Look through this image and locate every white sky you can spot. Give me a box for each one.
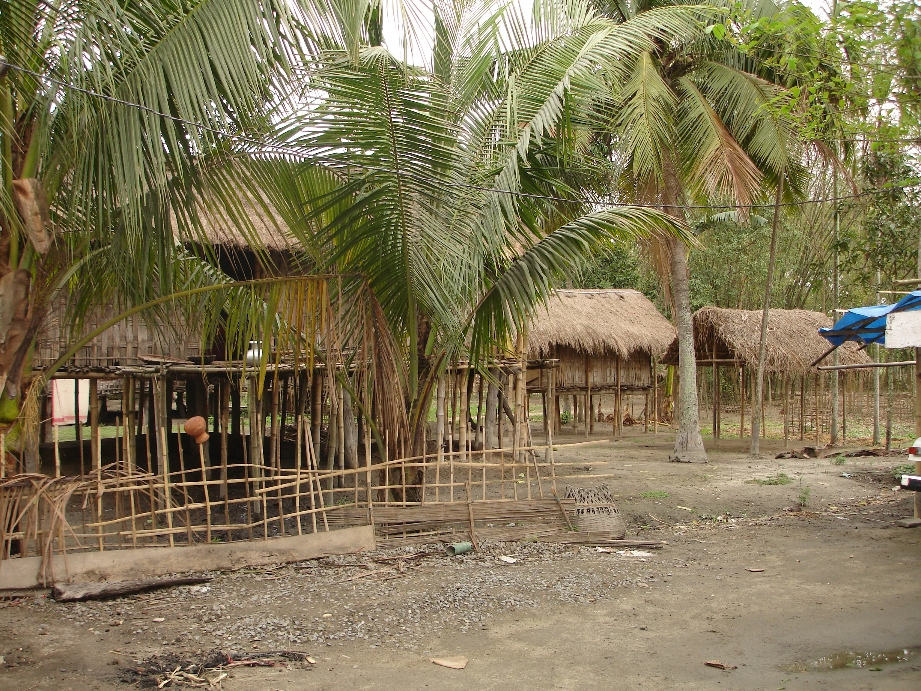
[381,0,840,67]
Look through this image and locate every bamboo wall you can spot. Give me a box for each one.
[34,296,203,369]
[542,346,652,391]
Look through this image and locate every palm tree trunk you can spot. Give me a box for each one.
[750,177,784,455]
[662,160,706,462]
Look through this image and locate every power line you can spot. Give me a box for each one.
[2,57,919,213]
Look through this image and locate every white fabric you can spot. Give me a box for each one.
[51,379,90,426]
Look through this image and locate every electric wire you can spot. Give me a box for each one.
[1,57,919,213]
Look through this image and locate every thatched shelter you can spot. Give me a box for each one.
[526,289,675,435]
[661,307,873,441]
[661,307,871,374]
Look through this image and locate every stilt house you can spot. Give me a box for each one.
[661,306,873,440]
[526,289,676,434]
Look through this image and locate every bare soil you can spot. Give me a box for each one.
[2,430,920,691]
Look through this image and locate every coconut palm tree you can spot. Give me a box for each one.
[582,0,796,461]
[0,0,298,435]
[230,0,705,458]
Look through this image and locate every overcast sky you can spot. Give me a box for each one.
[382,0,839,66]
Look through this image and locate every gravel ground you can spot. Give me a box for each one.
[1,433,919,690]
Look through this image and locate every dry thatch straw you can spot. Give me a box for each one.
[175,192,294,252]
[661,306,872,375]
[528,289,675,358]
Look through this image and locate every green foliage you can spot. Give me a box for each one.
[640,491,670,499]
[748,473,793,486]
[831,455,847,466]
[893,463,915,480]
[798,486,811,508]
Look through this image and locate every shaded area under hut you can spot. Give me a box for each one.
[526,289,676,436]
[661,307,872,443]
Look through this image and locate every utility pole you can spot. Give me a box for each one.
[829,0,841,447]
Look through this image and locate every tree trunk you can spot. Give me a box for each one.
[343,387,358,470]
[750,177,784,455]
[662,160,706,462]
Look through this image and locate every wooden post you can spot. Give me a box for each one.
[644,389,649,433]
[74,378,85,475]
[148,378,158,472]
[815,373,821,445]
[220,378,230,522]
[450,371,459,453]
[125,376,136,471]
[546,366,556,494]
[652,357,658,434]
[475,374,485,449]
[783,375,790,446]
[311,372,323,466]
[799,375,805,441]
[615,354,622,437]
[739,367,745,439]
[53,423,61,478]
[841,372,847,444]
[436,376,445,502]
[459,371,469,481]
[270,375,281,473]
[584,353,590,438]
[156,376,174,547]
[89,379,100,472]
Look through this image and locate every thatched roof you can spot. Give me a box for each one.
[175,195,295,252]
[528,289,676,358]
[661,306,872,374]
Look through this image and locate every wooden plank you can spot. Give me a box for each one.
[53,576,212,602]
[0,525,376,590]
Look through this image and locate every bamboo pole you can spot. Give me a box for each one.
[436,376,445,503]
[739,367,745,439]
[156,377,174,547]
[815,373,820,445]
[198,441,212,543]
[89,379,99,472]
[75,378,85,475]
[547,367,556,495]
[220,378,230,523]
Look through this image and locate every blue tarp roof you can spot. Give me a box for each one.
[819,290,921,348]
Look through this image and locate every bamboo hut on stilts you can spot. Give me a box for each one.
[525,289,675,438]
[661,307,872,445]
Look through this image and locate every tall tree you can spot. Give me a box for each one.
[0,0,297,433]
[236,0,697,458]
[585,0,795,461]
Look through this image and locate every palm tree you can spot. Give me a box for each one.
[585,0,795,460]
[0,0,297,437]
[232,0,703,459]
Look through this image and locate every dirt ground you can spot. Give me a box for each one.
[1,429,920,691]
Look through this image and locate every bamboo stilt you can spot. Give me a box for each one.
[436,377,445,503]
[220,378,230,523]
[89,380,99,472]
[198,443,212,543]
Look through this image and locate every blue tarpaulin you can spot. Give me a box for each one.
[819,290,921,348]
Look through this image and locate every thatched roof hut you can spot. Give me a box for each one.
[528,289,675,359]
[661,306,872,374]
[525,290,675,435]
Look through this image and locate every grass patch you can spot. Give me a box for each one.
[831,455,846,466]
[798,486,811,508]
[639,491,670,499]
[747,473,793,486]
